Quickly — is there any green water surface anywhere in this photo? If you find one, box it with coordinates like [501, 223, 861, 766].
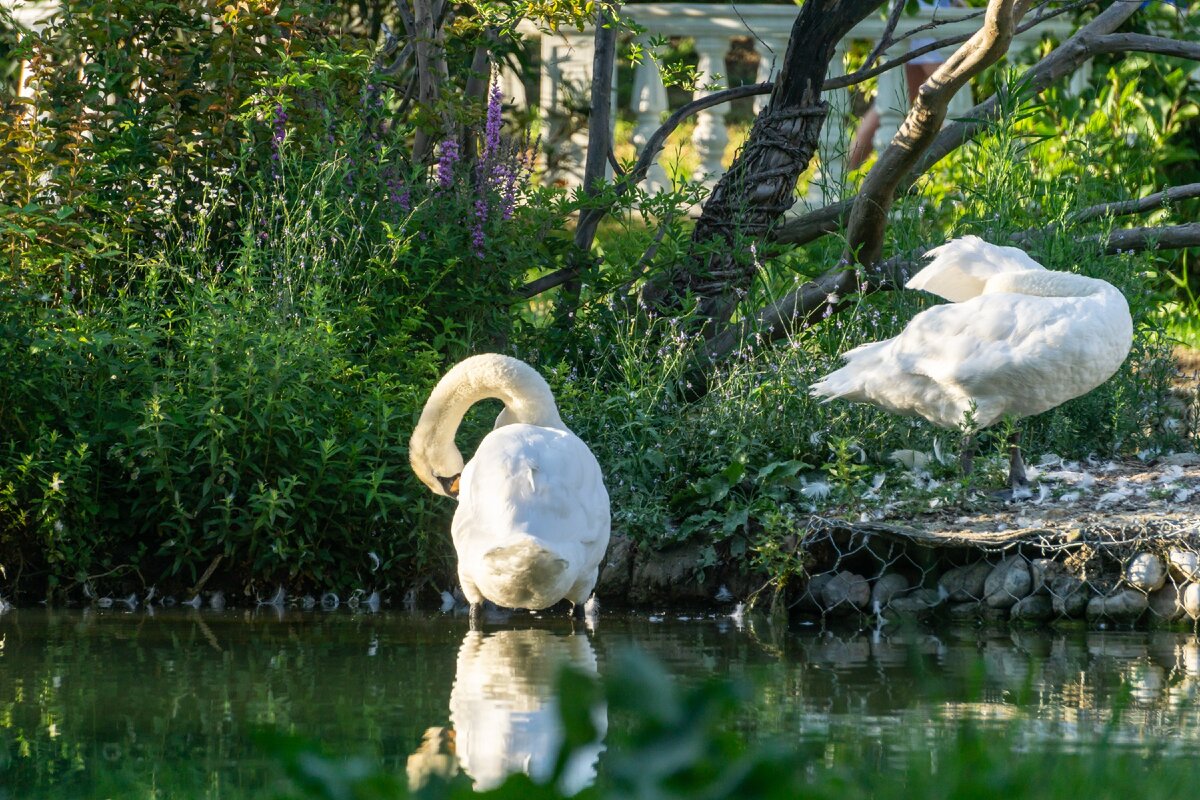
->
[1, 608, 1198, 799]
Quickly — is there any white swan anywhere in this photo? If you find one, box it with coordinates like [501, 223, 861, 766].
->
[810, 236, 1133, 487]
[410, 354, 610, 620]
[448, 629, 605, 793]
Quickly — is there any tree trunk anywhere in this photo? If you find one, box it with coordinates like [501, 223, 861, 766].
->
[648, 0, 885, 328]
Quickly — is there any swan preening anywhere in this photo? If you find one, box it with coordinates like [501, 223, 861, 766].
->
[811, 236, 1133, 488]
[410, 354, 610, 622]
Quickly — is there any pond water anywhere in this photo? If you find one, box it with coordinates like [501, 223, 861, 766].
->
[2, 607, 1199, 798]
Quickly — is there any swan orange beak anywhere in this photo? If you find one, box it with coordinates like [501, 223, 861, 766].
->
[437, 474, 461, 499]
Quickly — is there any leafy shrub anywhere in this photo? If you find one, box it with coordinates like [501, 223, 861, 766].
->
[0, 1, 573, 600]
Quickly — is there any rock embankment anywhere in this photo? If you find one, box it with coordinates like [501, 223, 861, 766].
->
[597, 454, 1200, 624]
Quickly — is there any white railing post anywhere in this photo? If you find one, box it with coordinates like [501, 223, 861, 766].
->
[752, 34, 788, 115]
[630, 35, 671, 192]
[691, 33, 730, 186]
[538, 29, 595, 187]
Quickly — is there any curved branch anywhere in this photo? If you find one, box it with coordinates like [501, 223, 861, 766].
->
[1095, 222, 1200, 254]
[845, 0, 1019, 268]
[1072, 182, 1200, 224]
[1091, 32, 1200, 60]
[774, 0, 1145, 247]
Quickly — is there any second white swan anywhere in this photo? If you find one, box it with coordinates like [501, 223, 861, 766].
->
[410, 354, 610, 622]
[810, 236, 1133, 487]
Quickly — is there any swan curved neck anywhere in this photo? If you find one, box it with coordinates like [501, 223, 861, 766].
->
[410, 354, 565, 495]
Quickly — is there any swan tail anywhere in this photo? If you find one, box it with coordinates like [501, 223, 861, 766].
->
[810, 364, 866, 403]
[480, 537, 571, 609]
[907, 236, 1046, 302]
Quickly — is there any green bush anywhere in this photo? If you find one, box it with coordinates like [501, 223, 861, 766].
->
[0, 1, 573, 600]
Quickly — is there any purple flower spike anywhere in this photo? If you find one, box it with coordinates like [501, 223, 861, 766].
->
[272, 103, 287, 145]
[472, 197, 488, 258]
[436, 139, 460, 189]
[483, 81, 503, 160]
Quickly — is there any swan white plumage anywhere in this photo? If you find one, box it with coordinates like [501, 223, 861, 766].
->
[448, 629, 605, 792]
[410, 354, 610, 621]
[810, 236, 1133, 487]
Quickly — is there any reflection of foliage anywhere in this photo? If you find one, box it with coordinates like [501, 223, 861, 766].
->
[259, 646, 1200, 800]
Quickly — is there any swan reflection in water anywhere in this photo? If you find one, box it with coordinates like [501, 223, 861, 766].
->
[408, 628, 605, 793]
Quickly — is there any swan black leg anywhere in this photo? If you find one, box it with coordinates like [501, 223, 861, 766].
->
[959, 433, 977, 476]
[469, 602, 482, 630]
[1008, 430, 1029, 490]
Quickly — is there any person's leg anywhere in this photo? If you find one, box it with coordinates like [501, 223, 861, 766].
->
[847, 106, 880, 170]
[905, 62, 941, 102]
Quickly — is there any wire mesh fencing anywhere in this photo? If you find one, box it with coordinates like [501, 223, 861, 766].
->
[790, 515, 1200, 628]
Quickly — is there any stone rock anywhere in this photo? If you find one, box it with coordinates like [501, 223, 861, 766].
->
[947, 601, 982, 620]
[1183, 583, 1200, 620]
[1148, 584, 1185, 621]
[1125, 552, 1167, 592]
[821, 571, 870, 611]
[939, 561, 992, 602]
[596, 534, 634, 597]
[795, 574, 834, 612]
[871, 573, 910, 608]
[984, 556, 1032, 609]
[1011, 594, 1054, 621]
[627, 539, 722, 605]
[1086, 589, 1149, 621]
[1029, 558, 1063, 595]
[1168, 549, 1200, 582]
[1048, 575, 1090, 617]
[885, 588, 942, 617]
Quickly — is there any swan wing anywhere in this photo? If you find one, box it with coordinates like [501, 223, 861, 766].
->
[883, 290, 1127, 427]
[907, 235, 1046, 302]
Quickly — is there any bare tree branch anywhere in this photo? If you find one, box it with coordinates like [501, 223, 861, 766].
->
[863, 0, 910, 76]
[1091, 32, 1200, 60]
[775, 0, 1145, 246]
[845, 0, 1020, 268]
[572, 0, 621, 256]
[1073, 182, 1200, 224]
[1094, 222, 1200, 254]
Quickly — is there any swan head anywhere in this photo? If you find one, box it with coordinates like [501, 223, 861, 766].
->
[410, 354, 567, 499]
[409, 432, 464, 498]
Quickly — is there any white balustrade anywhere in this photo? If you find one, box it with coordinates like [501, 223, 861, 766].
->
[630, 32, 672, 192]
[525, 3, 1078, 198]
[690, 32, 731, 184]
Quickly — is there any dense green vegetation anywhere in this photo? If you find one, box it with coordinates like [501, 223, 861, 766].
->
[0, 1, 1197, 603]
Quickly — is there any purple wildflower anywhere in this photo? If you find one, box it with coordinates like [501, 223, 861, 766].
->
[388, 178, 411, 213]
[472, 197, 488, 258]
[494, 162, 519, 221]
[436, 139, 460, 189]
[272, 103, 287, 145]
[482, 81, 503, 160]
